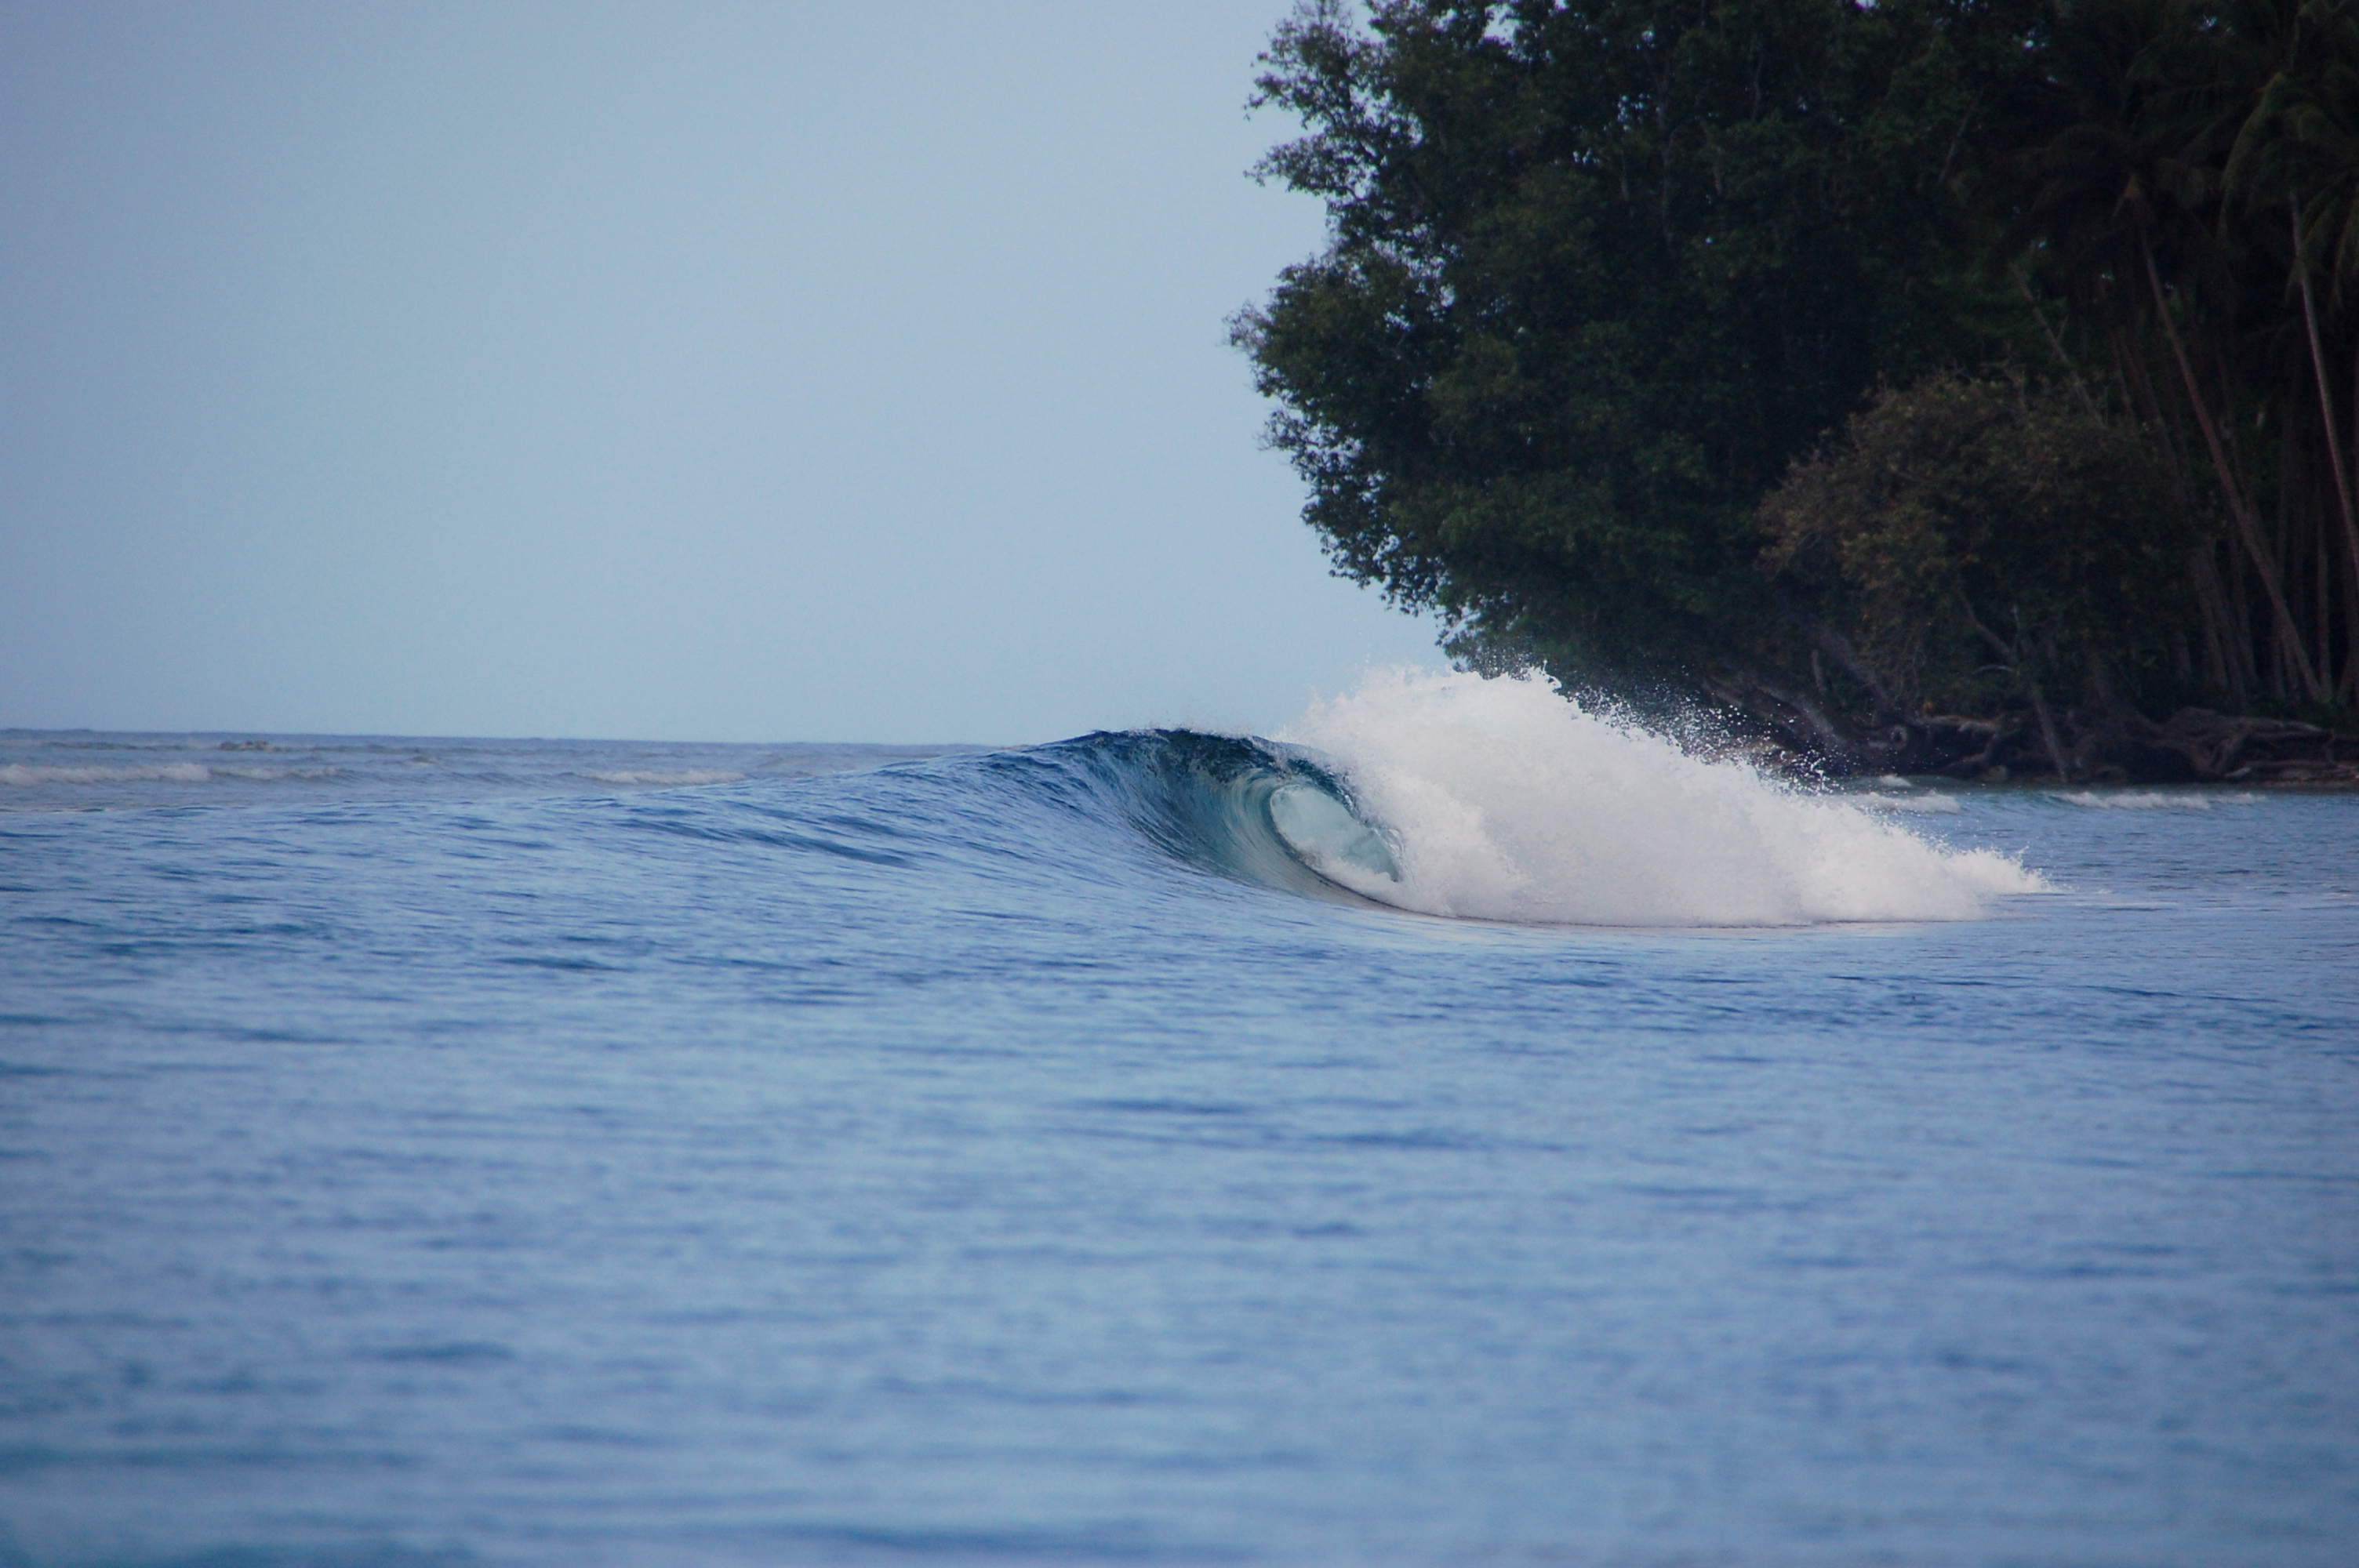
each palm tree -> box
[2224,0,2359,698]
[1993,0,2329,699]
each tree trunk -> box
[1959,601,2073,781]
[2013,262,2104,423]
[2348,330,2359,699]
[2142,238,2324,699]
[2026,673,2070,782]
[2294,195,2359,622]
[2114,324,2186,502]
[2321,501,2335,681]
[2191,543,2245,702]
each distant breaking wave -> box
[2,763,217,785]
[0,763,338,786]
[1854,791,1965,815]
[580,769,745,787]
[2054,790,2257,810]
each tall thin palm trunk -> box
[2143,238,2327,697]
[2293,194,2359,701]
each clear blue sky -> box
[0,2,1441,742]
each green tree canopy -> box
[1761,374,2196,767]
[1241,2,2359,775]
[1234,0,2046,688]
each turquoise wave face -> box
[1007,730,1401,903]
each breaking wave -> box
[4,674,2045,928]
[1854,791,1966,815]
[2,763,217,785]
[580,769,745,787]
[1257,669,2041,926]
[997,670,2040,927]
[0,762,338,786]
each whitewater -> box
[2,670,2354,1566]
[1274,670,2037,924]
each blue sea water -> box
[3,675,2356,1566]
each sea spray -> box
[1278,669,2042,925]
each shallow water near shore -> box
[3,678,2355,1566]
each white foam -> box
[579,769,743,787]
[209,765,338,782]
[2053,790,2255,810]
[1278,669,2042,926]
[0,763,213,785]
[1855,792,1965,815]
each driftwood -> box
[2124,709,2348,782]
[1905,706,2353,782]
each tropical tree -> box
[1235,0,2039,720]
[1761,375,2197,773]
[2222,0,2359,697]
[1240,1,2357,774]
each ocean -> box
[3,670,2354,1566]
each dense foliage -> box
[1237,0,2359,775]
[1761,375,2196,771]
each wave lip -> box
[1008,729,1394,906]
[1278,669,2044,927]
